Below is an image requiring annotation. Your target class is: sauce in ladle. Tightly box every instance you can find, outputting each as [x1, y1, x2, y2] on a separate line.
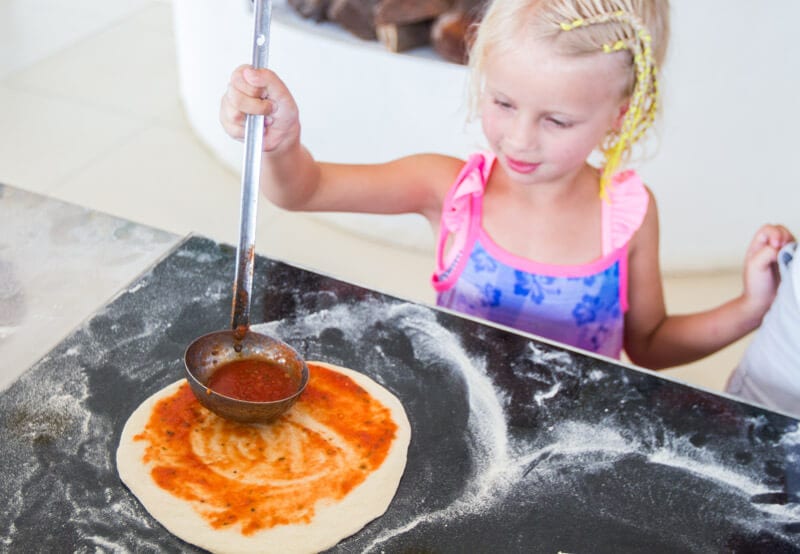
[207, 358, 299, 402]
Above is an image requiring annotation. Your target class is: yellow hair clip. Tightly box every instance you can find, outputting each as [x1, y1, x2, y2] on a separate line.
[559, 18, 585, 31]
[602, 40, 627, 53]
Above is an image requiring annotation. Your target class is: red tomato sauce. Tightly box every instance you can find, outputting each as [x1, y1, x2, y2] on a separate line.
[134, 362, 398, 535]
[206, 358, 298, 402]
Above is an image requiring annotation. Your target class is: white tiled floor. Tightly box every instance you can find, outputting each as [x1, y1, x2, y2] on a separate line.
[0, 0, 753, 394]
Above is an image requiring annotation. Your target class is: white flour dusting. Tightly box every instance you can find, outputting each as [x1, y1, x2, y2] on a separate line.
[3, 278, 796, 551]
[259, 298, 800, 550]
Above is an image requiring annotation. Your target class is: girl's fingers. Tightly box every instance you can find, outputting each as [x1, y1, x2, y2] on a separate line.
[225, 83, 273, 116]
[746, 229, 770, 259]
[222, 66, 297, 150]
[219, 97, 245, 140]
[751, 242, 780, 271]
[776, 224, 796, 245]
[230, 65, 268, 98]
[747, 224, 795, 259]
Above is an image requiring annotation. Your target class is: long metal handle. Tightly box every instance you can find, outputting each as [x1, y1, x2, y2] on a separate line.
[231, 0, 272, 332]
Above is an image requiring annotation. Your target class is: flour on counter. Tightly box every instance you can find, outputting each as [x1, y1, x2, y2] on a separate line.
[261, 298, 800, 550]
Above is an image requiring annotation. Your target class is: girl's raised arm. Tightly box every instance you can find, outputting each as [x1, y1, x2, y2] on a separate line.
[220, 65, 462, 223]
[624, 198, 794, 369]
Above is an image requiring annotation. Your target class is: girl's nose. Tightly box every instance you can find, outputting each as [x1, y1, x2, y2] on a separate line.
[506, 116, 538, 151]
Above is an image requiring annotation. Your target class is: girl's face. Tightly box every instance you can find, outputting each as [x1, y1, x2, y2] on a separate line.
[480, 35, 630, 187]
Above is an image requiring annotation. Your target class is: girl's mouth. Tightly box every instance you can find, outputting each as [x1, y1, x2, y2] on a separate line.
[505, 156, 541, 174]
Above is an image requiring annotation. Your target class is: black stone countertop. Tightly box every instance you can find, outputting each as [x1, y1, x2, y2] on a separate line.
[1, 235, 798, 554]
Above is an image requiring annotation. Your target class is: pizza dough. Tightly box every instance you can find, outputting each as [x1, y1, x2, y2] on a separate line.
[117, 361, 410, 553]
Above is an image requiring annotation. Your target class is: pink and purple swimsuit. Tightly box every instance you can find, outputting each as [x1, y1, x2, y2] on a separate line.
[431, 152, 649, 359]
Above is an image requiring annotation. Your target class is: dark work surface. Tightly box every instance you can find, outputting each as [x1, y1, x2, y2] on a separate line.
[1, 235, 798, 554]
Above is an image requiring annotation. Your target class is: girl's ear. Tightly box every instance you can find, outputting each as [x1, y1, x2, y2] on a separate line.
[613, 101, 630, 131]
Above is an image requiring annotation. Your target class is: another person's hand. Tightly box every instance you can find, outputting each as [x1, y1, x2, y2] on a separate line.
[742, 223, 795, 319]
[219, 65, 300, 153]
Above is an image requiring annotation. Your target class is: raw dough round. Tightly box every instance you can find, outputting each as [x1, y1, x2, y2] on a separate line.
[117, 361, 410, 553]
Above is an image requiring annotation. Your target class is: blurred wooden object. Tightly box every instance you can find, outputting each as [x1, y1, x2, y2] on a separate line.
[431, 0, 484, 63]
[377, 20, 433, 52]
[288, 0, 331, 21]
[288, 0, 489, 63]
[375, 0, 451, 25]
[327, 0, 381, 40]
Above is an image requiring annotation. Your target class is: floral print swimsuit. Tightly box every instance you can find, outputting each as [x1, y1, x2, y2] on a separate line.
[432, 152, 649, 359]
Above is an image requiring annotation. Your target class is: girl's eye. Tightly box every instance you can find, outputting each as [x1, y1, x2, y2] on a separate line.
[493, 99, 513, 109]
[547, 117, 572, 128]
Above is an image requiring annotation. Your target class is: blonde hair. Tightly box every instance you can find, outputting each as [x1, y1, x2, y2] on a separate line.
[467, 0, 670, 198]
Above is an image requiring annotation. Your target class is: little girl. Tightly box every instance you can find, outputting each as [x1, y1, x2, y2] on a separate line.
[219, 0, 793, 369]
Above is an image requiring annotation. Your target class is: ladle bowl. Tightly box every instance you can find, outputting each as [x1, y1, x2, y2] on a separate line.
[184, 330, 309, 424]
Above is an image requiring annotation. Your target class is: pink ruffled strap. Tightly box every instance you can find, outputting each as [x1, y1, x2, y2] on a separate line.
[601, 169, 650, 256]
[436, 152, 494, 271]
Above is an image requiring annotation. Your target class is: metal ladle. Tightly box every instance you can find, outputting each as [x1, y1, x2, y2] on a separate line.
[183, 0, 308, 424]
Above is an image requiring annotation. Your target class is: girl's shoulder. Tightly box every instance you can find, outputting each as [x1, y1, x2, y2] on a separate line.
[608, 170, 650, 205]
[611, 171, 659, 259]
[393, 153, 465, 182]
[439, 151, 495, 198]
[392, 153, 467, 221]
[405, 153, 466, 177]
[605, 170, 656, 252]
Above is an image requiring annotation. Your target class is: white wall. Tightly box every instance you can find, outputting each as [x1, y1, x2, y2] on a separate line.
[173, 0, 800, 272]
[645, 2, 800, 271]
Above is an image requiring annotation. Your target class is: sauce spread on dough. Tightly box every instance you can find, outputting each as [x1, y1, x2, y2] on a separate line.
[206, 358, 298, 402]
[134, 362, 398, 535]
